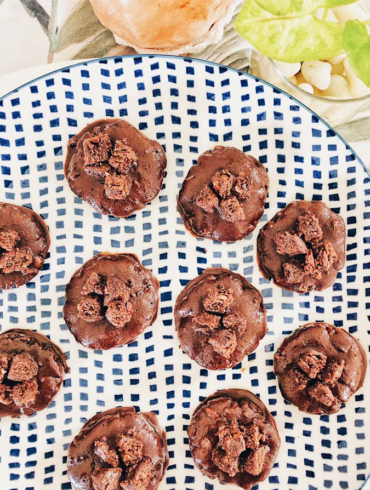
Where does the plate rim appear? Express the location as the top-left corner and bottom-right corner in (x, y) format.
(0, 53), (368, 180)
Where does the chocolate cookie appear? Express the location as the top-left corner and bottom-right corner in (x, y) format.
(63, 253), (159, 350)
(175, 268), (267, 370)
(67, 407), (169, 490)
(257, 200), (346, 293)
(178, 146), (269, 242)
(64, 118), (167, 218)
(0, 328), (69, 417)
(0, 202), (50, 289)
(274, 322), (367, 415)
(188, 389), (280, 489)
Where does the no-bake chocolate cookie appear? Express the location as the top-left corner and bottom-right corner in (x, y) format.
(65, 118), (167, 218)
(67, 407), (169, 490)
(178, 146), (269, 242)
(274, 322), (367, 415)
(0, 328), (69, 417)
(257, 201), (346, 293)
(0, 202), (50, 289)
(175, 268), (267, 370)
(63, 253), (159, 350)
(188, 389), (280, 489)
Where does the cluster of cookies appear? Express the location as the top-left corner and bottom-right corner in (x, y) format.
(0, 117), (367, 490)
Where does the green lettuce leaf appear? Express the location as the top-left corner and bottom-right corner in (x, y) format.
(254, 0), (357, 17)
(235, 0), (357, 62)
(343, 20), (370, 87)
(255, 0), (291, 16)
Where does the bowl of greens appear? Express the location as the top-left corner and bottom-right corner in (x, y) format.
(235, 0), (370, 127)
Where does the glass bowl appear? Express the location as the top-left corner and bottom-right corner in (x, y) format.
(249, 0), (370, 128)
(250, 54), (370, 128)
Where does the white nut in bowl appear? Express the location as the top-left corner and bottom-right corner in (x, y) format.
(274, 61), (301, 78)
(328, 53), (347, 65)
(344, 57), (370, 98)
(323, 74), (353, 99)
(296, 72), (306, 85)
(298, 83), (314, 94)
(333, 4), (370, 23)
(313, 87), (324, 97)
(301, 61), (332, 91)
(330, 61), (345, 76)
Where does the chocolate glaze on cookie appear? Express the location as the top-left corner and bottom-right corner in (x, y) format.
(188, 389), (280, 489)
(175, 268), (267, 370)
(274, 322), (367, 415)
(63, 253), (159, 350)
(65, 119), (167, 218)
(0, 329), (69, 417)
(67, 407), (169, 490)
(178, 146), (269, 242)
(257, 201), (346, 293)
(0, 202), (50, 289)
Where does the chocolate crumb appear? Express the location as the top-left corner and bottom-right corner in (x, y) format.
(11, 378), (38, 406)
(233, 176), (251, 200)
(212, 170), (235, 199)
(291, 368), (309, 391)
(196, 185), (219, 214)
(105, 299), (133, 328)
(77, 296), (103, 323)
(0, 248), (33, 274)
(109, 140), (137, 175)
(242, 424), (261, 450)
(83, 128), (112, 166)
(217, 419), (245, 457)
(203, 284), (233, 314)
(313, 240), (337, 273)
(308, 382), (335, 407)
(0, 230), (20, 251)
(243, 445), (270, 476)
(0, 384), (12, 405)
(192, 312), (221, 333)
(85, 163), (112, 178)
(117, 431), (143, 467)
(200, 438), (212, 451)
(222, 313), (247, 336)
(219, 196), (245, 223)
(104, 173), (132, 200)
(121, 457), (154, 490)
(297, 212), (323, 243)
(7, 353), (38, 382)
(94, 437), (120, 468)
(104, 276), (130, 306)
(303, 249), (316, 275)
(273, 231), (307, 256)
(321, 359), (345, 386)
(82, 272), (105, 296)
(212, 447), (239, 477)
(283, 261), (305, 283)
(0, 353), (10, 383)
(208, 329), (237, 358)
(298, 351), (327, 379)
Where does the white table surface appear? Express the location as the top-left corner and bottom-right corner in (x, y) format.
(0, 61), (369, 170)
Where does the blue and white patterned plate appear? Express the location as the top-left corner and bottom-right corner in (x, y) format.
(0, 55), (369, 490)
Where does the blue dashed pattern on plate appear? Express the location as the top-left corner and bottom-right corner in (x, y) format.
(0, 55), (369, 490)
